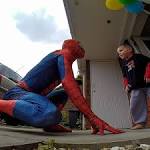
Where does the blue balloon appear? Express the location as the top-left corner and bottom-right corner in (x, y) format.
(126, 1), (144, 14)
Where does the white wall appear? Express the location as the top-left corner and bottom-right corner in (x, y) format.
(90, 60), (132, 128)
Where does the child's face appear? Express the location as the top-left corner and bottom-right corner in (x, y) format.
(117, 45), (133, 59)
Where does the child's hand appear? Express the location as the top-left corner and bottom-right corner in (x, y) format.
(125, 84), (131, 93)
(145, 78), (150, 83)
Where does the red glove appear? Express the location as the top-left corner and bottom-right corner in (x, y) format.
(145, 63), (150, 79)
(89, 116), (124, 135)
(123, 77), (128, 88)
(144, 63), (150, 83)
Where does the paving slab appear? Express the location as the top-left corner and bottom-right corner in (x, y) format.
(0, 125), (150, 149)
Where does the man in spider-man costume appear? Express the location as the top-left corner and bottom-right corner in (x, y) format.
(0, 39), (124, 135)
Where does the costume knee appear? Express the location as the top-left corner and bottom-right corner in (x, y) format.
(13, 99), (62, 127)
(3, 87), (63, 127)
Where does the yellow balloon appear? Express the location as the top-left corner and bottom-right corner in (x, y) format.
(106, 0), (124, 10)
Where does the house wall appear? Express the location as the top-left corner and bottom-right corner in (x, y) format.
(90, 60), (132, 128)
(147, 100), (150, 127)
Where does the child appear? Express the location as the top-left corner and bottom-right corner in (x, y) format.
(117, 43), (150, 129)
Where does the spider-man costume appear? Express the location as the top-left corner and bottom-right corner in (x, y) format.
(0, 39), (124, 135)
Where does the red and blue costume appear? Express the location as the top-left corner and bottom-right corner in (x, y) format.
(0, 39), (123, 135)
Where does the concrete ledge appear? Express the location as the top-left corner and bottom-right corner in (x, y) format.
(0, 126), (149, 149)
(54, 137), (150, 149)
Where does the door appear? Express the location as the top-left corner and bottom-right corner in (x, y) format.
(90, 61), (132, 128)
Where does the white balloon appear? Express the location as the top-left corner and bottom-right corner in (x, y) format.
(142, 0), (150, 4)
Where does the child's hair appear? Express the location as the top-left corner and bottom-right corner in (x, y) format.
(119, 40), (134, 52)
(121, 44), (133, 50)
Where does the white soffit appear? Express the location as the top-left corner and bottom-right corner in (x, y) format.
(63, 0), (136, 60)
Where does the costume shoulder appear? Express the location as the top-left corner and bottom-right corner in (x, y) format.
(53, 50), (64, 56)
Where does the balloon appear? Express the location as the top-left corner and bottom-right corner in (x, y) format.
(105, 0), (124, 10)
(126, 1), (144, 13)
(142, 0), (150, 4)
(119, 0), (137, 5)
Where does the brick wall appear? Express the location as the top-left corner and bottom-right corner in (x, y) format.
(146, 100), (150, 127)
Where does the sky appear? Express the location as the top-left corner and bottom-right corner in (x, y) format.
(0, 0), (78, 77)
